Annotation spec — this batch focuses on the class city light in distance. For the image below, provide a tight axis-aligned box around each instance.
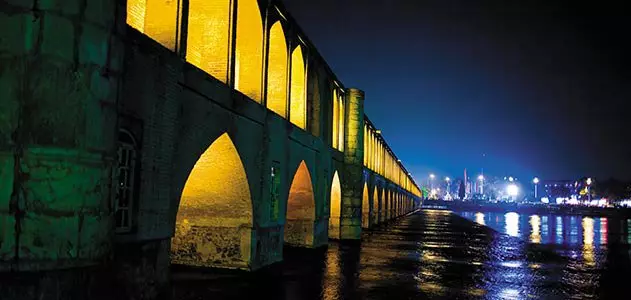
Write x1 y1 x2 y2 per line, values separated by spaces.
533 177 540 184
507 184 519 196
478 175 484 181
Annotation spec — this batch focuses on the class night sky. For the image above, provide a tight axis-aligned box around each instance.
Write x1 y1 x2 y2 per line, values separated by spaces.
283 0 631 182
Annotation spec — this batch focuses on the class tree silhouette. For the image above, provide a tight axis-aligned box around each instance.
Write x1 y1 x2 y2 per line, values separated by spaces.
458 180 466 200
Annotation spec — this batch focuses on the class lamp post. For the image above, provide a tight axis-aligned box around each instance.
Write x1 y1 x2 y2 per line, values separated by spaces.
533 177 540 200
429 174 435 192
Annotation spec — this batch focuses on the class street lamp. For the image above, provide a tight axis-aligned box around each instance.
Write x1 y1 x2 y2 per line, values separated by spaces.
533 177 540 199
429 174 435 191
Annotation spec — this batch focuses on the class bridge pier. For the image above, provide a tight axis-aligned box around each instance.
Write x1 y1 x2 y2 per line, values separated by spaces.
340 88 365 240
0 0 122 299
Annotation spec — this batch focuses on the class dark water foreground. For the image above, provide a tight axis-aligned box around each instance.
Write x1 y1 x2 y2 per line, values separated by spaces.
172 210 631 299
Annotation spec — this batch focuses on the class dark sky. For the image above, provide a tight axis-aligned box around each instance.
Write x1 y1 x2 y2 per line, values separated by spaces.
283 0 631 183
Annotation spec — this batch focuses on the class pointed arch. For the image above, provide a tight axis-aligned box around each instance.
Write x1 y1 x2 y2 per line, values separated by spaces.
362 182 370 229
378 187 384 223
172 133 253 269
186 0 230 82
371 185 378 225
285 161 316 246
235 0 263 102
266 21 288 117
329 170 342 239
290 46 306 129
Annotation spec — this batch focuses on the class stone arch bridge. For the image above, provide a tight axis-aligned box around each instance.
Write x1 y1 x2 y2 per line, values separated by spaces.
0 0 422 298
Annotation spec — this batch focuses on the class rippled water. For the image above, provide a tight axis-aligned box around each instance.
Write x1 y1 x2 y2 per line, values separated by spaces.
172 210 631 299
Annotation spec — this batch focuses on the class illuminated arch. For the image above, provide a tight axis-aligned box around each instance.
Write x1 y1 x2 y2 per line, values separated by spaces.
126 0 179 50
362 182 370 229
285 161 316 246
329 171 342 239
371 186 378 224
235 0 263 102
172 133 253 269
383 189 389 221
266 22 288 117
378 187 384 223
290 46 306 129
186 0 230 82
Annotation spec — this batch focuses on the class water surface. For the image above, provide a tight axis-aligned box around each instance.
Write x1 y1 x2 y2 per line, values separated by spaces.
173 210 631 299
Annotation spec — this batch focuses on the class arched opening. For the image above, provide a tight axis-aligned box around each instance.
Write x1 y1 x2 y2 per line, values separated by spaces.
362 182 370 229
266 21 288 117
371 186 378 225
307 65 321 136
290 46 306 129
126 0 180 50
285 161 316 247
172 133 253 269
377 187 383 224
186 0 230 82
383 189 389 221
235 0 263 102
329 171 342 239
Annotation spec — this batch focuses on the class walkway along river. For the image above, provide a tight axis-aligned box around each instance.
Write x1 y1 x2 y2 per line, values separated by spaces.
172 210 631 299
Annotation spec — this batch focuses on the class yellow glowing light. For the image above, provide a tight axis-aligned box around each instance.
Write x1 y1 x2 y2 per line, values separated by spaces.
266 22 288 117
338 92 345 151
234 0 263 102
286 161 316 246
332 89 339 149
174 133 252 267
362 183 370 228
582 217 595 267
290 46 306 129
529 215 541 244
329 171 342 239
505 212 519 237
186 0 230 82
127 0 180 50
475 212 485 226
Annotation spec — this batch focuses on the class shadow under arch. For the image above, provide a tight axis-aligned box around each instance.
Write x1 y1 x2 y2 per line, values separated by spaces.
285 161 316 247
171 133 253 269
329 170 342 239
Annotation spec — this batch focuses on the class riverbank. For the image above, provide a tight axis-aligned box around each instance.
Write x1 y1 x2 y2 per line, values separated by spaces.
422 200 631 218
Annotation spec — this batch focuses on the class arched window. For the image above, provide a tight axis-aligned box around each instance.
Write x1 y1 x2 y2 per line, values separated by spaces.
235 0 263 102
126 0 180 50
290 46 306 129
266 22 288 117
115 130 139 233
186 0 231 82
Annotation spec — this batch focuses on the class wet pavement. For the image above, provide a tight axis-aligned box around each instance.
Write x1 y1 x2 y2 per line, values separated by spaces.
172 210 631 299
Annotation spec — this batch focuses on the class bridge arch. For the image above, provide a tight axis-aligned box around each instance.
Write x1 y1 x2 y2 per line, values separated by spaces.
329 170 342 239
362 182 370 229
171 133 253 269
266 21 288 117
235 0 263 101
290 45 307 129
371 185 378 225
185 0 230 82
285 161 316 247
377 186 383 224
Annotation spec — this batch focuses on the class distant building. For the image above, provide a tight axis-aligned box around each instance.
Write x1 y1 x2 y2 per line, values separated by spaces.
542 180 579 199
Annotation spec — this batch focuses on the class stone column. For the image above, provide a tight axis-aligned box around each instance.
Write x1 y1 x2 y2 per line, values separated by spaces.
340 88 364 240
0 0 120 298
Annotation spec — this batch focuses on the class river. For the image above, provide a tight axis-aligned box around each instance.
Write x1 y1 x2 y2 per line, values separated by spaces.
172 210 631 299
